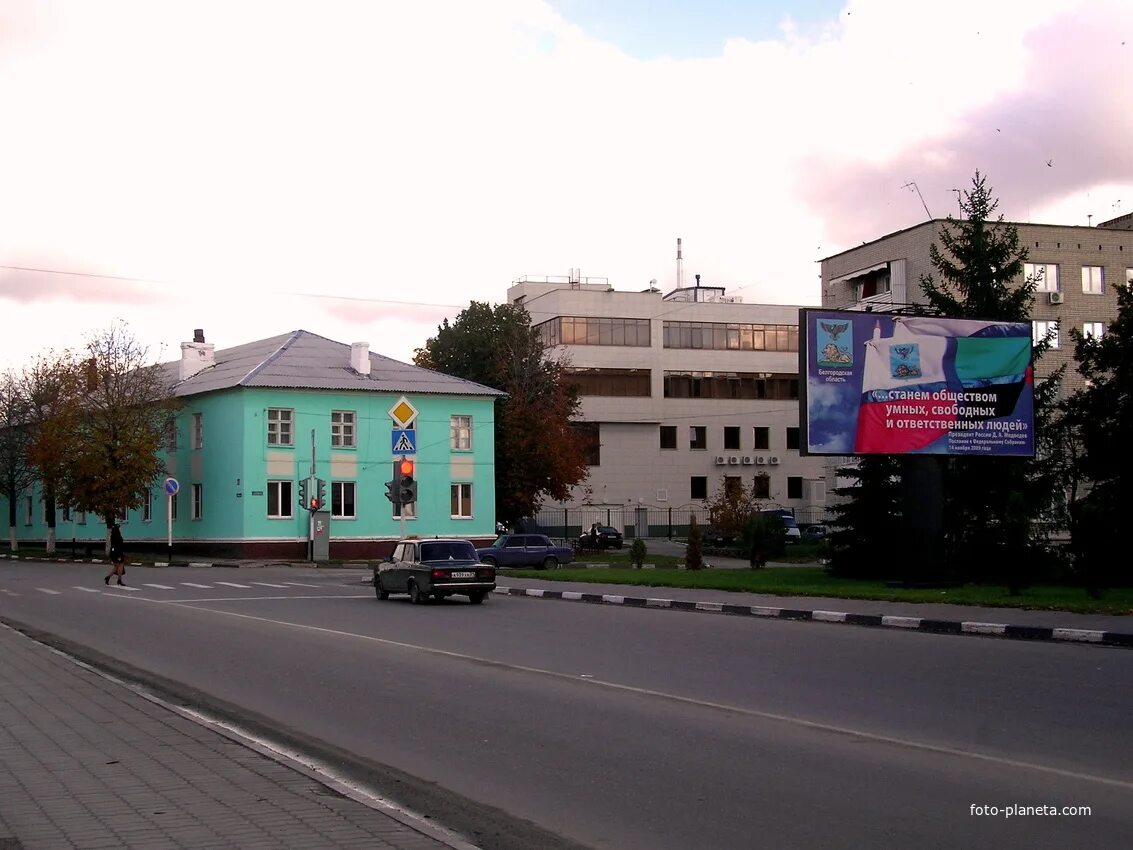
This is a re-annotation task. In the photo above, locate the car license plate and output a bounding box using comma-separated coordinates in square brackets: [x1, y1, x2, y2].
[450, 571, 475, 578]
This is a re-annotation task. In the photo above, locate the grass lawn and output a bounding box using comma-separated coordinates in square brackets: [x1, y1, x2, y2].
[499, 565, 1133, 615]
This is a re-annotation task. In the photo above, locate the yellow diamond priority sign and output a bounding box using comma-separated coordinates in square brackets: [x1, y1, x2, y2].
[388, 397, 418, 428]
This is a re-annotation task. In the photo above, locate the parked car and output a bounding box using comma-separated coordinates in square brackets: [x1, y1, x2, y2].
[578, 525, 624, 550]
[701, 526, 735, 546]
[476, 533, 574, 569]
[801, 525, 829, 543]
[761, 509, 802, 541]
[375, 538, 495, 604]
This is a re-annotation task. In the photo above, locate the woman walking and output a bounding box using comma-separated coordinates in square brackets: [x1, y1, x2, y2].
[104, 522, 126, 586]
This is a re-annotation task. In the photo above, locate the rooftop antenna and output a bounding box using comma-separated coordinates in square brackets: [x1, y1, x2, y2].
[676, 237, 684, 289]
[1088, 214, 1093, 227]
[902, 181, 932, 219]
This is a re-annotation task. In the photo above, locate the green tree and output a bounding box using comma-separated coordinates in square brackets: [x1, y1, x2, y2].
[56, 323, 180, 534]
[685, 514, 704, 570]
[705, 475, 765, 542]
[415, 302, 590, 527]
[826, 456, 902, 578]
[0, 371, 35, 550]
[629, 537, 647, 569]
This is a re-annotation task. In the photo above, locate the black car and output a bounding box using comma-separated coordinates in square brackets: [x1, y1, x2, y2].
[579, 525, 624, 549]
[375, 538, 496, 604]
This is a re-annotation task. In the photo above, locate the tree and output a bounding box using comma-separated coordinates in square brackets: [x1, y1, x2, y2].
[0, 371, 35, 550]
[705, 475, 765, 542]
[825, 456, 902, 578]
[1060, 282, 1133, 592]
[414, 302, 590, 527]
[685, 515, 704, 570]
[55, 323, 180, 532]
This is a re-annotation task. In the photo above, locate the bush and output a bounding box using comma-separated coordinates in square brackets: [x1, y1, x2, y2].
[741, 514, 786, 568]
[629, 538, 647, 568]
[685, 516, 704, 570]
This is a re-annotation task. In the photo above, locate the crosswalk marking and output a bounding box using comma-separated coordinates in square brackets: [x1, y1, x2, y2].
[144, 583, 175, 590]
[283, 582, 318, 587]
[36, 588, 62, 595]
[215, 581, 252, 588]
[1, 588, 19, 596]
[74, 587, 101, 593]
[251, 582, 289, 588]
[111, 584, 139, 591]
[180, 582, 213, 588]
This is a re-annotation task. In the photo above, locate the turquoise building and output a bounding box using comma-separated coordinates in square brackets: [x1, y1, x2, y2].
[7, 329, 503, 559]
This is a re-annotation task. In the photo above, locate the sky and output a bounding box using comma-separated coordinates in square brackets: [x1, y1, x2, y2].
[1, 0, 1131, 373]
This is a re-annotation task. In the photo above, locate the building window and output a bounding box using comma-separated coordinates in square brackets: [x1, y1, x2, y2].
[664, 371, 798, 400]
[786, 427, 800, 450]
[724, 476, 742, 499]
[752, 475, 770, 499]
[1025, 262, 1059, 293]
[267, 481, 293, 518]
[170, 494, 178, 521]
[1127, 268, 1133, 286]
[395, 499, 416, 520]
[536, 316, 652, 348]
[117, 506, 128, 523]
[1034, 320, 1060, 348]
[1083, 322, 1105, 339]
[61, 506, 71, 523]
[787, 477, 803, 499]
[451, 483, 473, 518]
[1081, 266, 1104, 294]
[77, 511, 87, 525]
[191, 413, 203, 449]
[191, 484, 203, 520]
[142, 491, 152, 523]
[24, 497, 32, 526]
[659, 425, 677, 450]
[451, 415, 472, 450]
[691, 476, 708, 500]
[267, 408, 294, 446]
[724, 427, 740, 450]
[565, 368, 651, 397]
[663, 321, 798, 352]
[753, 427, 769, 450]
[689, 426, 707, 450]
[332, 481, 356, 518]
[331, 411, 356, 448]
[165, 421, 178, 451]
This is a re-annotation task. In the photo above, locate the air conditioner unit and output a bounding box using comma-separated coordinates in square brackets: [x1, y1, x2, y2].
[714, 456, 727, 465]
[728, 456, 740, 465]
[756, 456, 767, 465]
[769, 456, 781, 465]
[741, 456, 753, 465]
[1048, 291, 1064, 305]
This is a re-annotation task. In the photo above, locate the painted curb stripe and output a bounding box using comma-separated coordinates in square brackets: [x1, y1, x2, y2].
[1052, 628, 1104, 643]
[962, 622, 1007, 635]
[881, 615, 922, 629]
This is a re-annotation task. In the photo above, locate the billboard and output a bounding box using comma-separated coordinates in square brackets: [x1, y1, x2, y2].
[799, 309, 1035, 457]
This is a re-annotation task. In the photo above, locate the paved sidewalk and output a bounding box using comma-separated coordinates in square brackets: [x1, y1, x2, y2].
[0, 624, 470, 850]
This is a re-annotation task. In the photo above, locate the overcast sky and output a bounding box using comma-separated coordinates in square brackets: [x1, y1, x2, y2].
[1, 0, 1130, 372]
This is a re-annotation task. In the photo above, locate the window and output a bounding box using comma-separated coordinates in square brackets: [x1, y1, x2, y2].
[1083, 322, 1105, 339]
[689, 426, 707, 450]
[267, 481, 293, 518]
[170, 494, 178, 521]
[564, 368, 651, 397]
[663, 321, 798, 352]
[267, 408, 294, 446]
[787, 477, 803, 499]
[786, 428, 800, 451]
[1081, 266, 1104, 294]
[664, 371, 798, 400]
[395, 499, 416, 520]
[1034, 320, 1060, 348]
[724, 476, 742, 498]
[536, 316, 652, 348]
[332, 481, 356, 518]
[1128, 268, 1133, 286]
[331, 411, 356, 448]
[752, 475, 770, 499]
[1025, 262, 1059, 292]
[116, 506, 128, 523]
[450, 415, 472, 450]
[24, 496, 32, 526]
[61, 506, 71, 523]
[191, 484, 203, 520]
[691, 476, 708, 500]
[451, 483, 473, 518]
[142, 491, 152, 523]
[753, 427, 769, 450]
[191, 412, 203, 449]
[165, 421, 178, 451]
[724, 427, 740, 450]
[77, 511, 87, 525]
[659, 426, 677, 450]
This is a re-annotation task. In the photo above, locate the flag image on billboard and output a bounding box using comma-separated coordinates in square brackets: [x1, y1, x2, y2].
[799, 309, 1035, 457]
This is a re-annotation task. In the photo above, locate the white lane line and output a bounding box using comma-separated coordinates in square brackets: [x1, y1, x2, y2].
[36, 588, 62, 595]
[282, 582, 319, 587]
[73, 587, 101, 593]
[250, 582, 290, 588]
[144, 583, 176, 590]
[180, 582, 213, 588]
[0, 589, 18, 596]
[215, 581, 253, 589]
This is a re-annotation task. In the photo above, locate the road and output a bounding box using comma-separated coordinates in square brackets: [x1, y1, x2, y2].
[2, 560, 1131, 850]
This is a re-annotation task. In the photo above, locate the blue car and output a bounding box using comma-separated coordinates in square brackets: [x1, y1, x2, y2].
[476, 534, 574, 569]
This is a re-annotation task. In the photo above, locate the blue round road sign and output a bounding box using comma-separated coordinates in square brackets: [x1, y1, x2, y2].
[163, 477, 180, 496]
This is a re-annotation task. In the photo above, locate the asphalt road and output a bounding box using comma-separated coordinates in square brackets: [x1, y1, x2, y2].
[2, 560, 1131, 850]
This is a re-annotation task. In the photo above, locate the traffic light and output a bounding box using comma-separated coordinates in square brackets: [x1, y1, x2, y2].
[298, 477, 308, 507]
[397, 457, 417, 506]
[384, 478, 399, 506]
[316, 478, 326, 510]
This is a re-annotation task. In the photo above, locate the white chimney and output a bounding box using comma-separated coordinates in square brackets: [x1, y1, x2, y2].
[179, 329, 215, 380]
[350, 342, 371, 376]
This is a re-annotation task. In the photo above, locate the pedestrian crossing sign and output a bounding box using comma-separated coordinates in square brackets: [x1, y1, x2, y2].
[391, 429, 417, 454]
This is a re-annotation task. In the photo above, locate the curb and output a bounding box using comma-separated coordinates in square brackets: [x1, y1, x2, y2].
[494, 585, 1133, 649]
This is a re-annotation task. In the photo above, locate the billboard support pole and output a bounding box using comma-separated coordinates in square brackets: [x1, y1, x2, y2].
[900, 455, 945, 580]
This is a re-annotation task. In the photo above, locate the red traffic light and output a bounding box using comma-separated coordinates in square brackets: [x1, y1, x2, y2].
[398, 458, 415, 477]
[309, 497, 320, 511]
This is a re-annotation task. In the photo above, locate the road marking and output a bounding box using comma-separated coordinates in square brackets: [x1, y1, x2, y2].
[110, 585, 138, 591]
[35, 588, 62, 595]
[251, 582, 290, 588]
[73, 587, 101, 593]
[215, 581, 252, 589]
[0, 589, 18, 596]
[144, 583, 176, 590]
[104, 593, 1133, 793]
[180, 582, 213, 588]
[283, 582, 319, 587]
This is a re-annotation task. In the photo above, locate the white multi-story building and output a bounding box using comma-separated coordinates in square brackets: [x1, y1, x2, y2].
[508, 274, 827, 533]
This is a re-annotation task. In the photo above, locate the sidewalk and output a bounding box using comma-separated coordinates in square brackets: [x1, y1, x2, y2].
[0, 624, 471, 850]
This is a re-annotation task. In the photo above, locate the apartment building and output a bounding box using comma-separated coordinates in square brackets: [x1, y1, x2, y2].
[820, 215, 1132, 392]
[508, 275, 827, 528]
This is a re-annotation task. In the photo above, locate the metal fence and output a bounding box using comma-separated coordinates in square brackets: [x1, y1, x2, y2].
[523, 504, 833, 542]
